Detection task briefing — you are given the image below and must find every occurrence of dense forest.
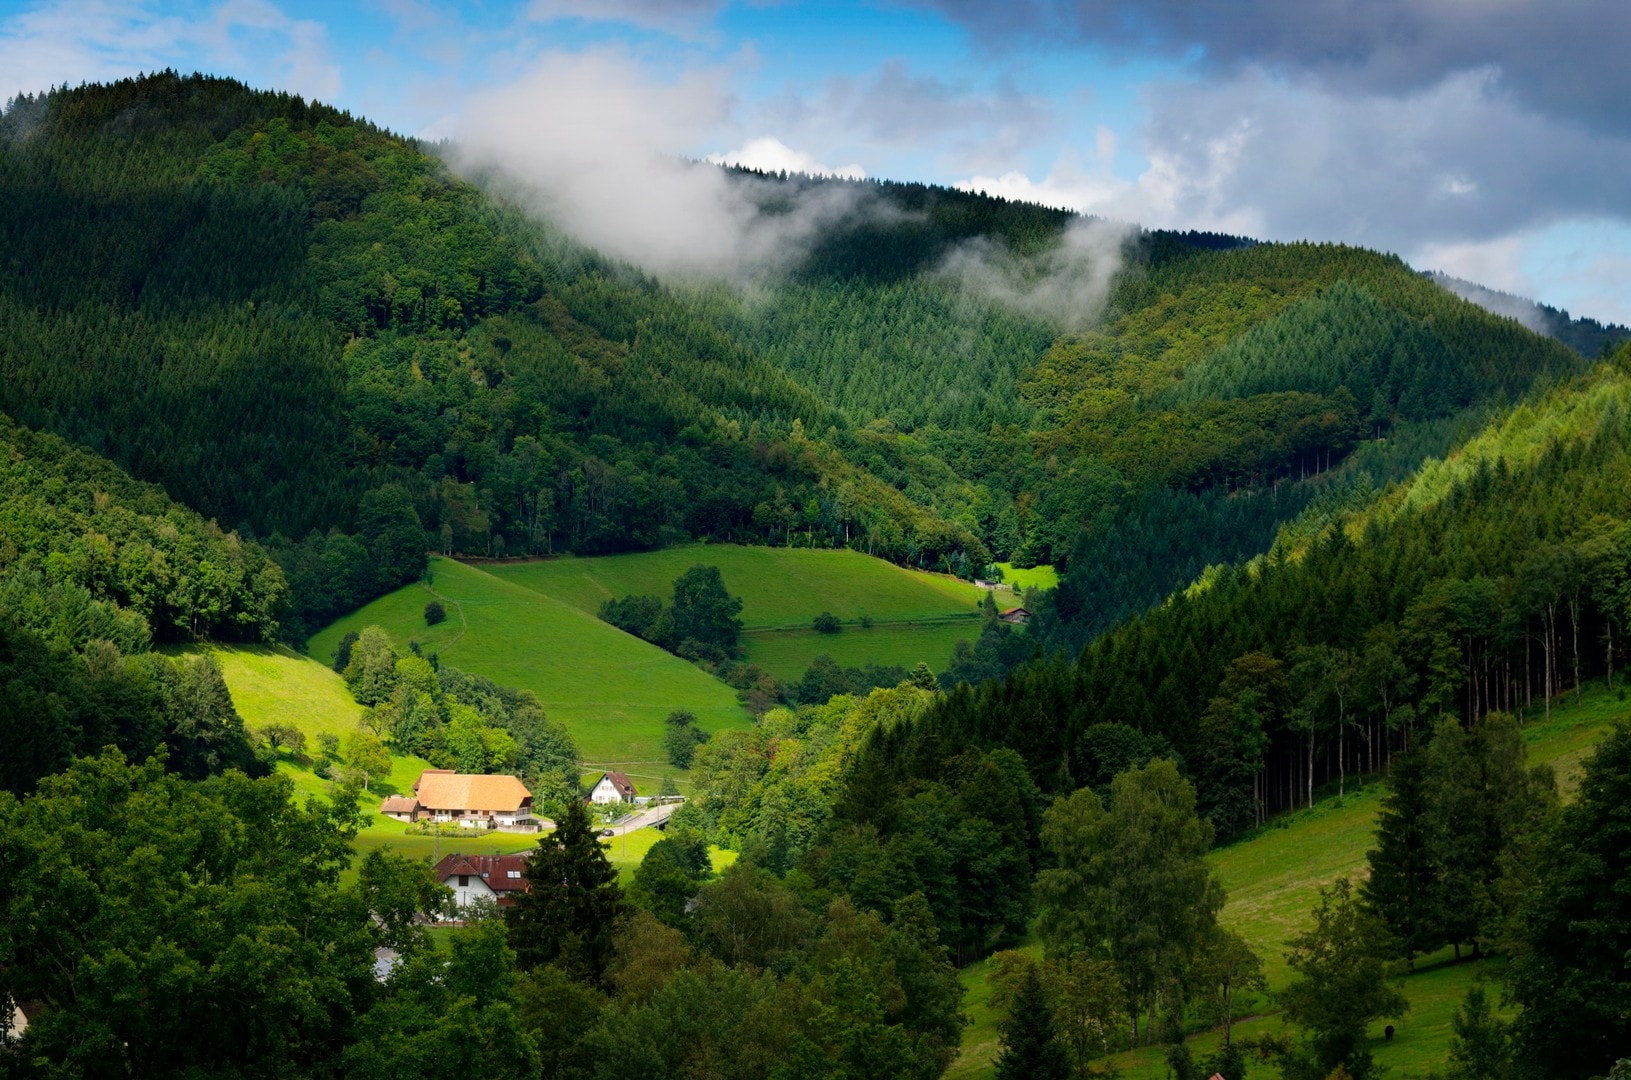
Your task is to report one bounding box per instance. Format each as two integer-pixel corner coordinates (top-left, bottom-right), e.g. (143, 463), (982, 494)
(4, 72), (1631, 1079)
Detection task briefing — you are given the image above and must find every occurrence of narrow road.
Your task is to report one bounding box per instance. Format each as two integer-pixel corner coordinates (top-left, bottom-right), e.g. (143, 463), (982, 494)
(600, 801), (682, 836)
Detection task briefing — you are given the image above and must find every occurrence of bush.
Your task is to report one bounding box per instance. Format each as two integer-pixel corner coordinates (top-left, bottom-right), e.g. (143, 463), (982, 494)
(812, 611), (841, 634)
(424, 600), (446, 626)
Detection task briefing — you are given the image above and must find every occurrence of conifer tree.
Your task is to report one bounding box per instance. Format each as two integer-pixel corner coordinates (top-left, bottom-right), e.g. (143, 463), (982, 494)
(993, 965), (1071, 1080)
(505, 799), (625, 984)
(1361, 749), (1441, 967)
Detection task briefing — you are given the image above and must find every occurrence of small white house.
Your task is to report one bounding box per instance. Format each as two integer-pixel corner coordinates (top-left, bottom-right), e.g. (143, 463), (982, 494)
(432, 854), (529, 916)
(590, 771), (636, 805)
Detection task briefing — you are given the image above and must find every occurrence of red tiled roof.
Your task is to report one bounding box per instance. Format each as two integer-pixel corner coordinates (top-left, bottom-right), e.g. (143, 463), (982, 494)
(433, 853), (530, 893)
(601, 771), (636, 798)
(378, 796), (419, 814)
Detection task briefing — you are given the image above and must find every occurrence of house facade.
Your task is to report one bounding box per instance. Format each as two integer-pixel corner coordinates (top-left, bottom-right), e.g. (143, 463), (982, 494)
(432, 853), (529, 914)
(589, 771), (636, 805)
(376, 770), (537, 830)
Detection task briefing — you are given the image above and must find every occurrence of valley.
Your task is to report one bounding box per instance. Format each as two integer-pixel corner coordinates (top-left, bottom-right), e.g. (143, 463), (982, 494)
(3, 67), (1630, 1080)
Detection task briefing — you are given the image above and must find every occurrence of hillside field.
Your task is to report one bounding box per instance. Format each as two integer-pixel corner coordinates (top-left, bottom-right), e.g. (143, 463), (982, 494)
(306, 557), (752, 770)
(948, 687), (1629, 1079)
(483, 544), (987, 682)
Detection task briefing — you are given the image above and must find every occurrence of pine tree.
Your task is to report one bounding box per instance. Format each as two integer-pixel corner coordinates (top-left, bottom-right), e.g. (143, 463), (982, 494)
(994, 965), (1071, 1080)
(505, 799), (625, 984)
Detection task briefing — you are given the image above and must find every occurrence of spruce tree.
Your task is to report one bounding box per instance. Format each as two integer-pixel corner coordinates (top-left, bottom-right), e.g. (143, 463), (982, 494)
(993, 965), (1071, 1080)
(505, 799), (625, 984)
(1361, 749), (1441, 967)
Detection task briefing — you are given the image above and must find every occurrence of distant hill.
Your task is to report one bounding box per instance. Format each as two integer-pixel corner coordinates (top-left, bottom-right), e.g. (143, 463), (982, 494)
(1426, 270), (1631, 358)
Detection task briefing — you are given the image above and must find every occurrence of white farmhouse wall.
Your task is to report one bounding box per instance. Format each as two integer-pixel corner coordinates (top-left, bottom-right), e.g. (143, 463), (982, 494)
(446, 872), (496, 910)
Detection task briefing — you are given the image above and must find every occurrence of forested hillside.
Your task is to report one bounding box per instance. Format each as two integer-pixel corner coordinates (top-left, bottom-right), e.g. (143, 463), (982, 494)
(844, 345), (1631, 841)
(0, 414), (276, 792)
(0, 72), (1602, 647)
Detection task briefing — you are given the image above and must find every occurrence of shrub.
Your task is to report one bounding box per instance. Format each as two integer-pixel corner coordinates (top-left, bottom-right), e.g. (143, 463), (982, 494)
(424, 600), (446, 626)
(812, 611), (841, 634)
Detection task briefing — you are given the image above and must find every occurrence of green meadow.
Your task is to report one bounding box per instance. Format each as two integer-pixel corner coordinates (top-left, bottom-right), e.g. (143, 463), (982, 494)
(992, 562), (1058, 593)
(949, 686), (1630, 1079)
(484, 543), (987, 682)
(306, 557), (751, 769)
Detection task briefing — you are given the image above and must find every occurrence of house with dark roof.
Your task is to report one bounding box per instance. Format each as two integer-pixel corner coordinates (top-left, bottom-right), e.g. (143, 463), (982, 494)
(998, 606), (1032, 625)
(589, 771), (636, 805)
(432, 853), (530, 914)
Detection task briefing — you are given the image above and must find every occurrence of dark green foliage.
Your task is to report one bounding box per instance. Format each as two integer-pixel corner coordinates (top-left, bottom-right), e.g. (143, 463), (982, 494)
(1508, 722), (1631, 1079)
(663, 708), (709, 769)
(344, 921), (540, 1080)
(0, 750), (390, 1076)
(809, 745), (1041, 962)
(505, 799), (625, 983)
(1361, 749), (1440, 964)
(331, 629), (359, 672)
(993, 966), (1071, 1080)
(598, 593), (668, 644)
(671, 564), (744, 654)
(790, 655), (910, 706)
(812, 610), (841, 634)
(423, 600), (445, 625)
(1036, 761), (1224, 1045)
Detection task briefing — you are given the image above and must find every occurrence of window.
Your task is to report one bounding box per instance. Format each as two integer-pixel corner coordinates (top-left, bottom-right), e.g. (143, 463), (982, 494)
(508, 870), (521, 878)
(458, 875), (469, 887)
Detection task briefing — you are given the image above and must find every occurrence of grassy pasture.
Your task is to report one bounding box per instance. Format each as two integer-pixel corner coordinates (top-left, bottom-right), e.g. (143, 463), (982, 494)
(484, 543), (987, 682)
(484, 544), (985, 628)
(992, 562), (1058, 593)
(740, 621), (980, 684)
(306, 557), (751, 768)
(949, 686), (1629, 1079)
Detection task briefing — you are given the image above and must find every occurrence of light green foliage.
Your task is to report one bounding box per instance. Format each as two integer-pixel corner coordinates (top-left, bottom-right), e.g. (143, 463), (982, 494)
(681, 686), (936, 870)
(344, 626), (399, 705)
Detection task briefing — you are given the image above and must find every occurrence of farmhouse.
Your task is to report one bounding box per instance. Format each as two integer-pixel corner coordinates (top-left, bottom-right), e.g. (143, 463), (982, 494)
(432, 853), (529, 913)
(998, 606), (1032, 625)
(382, 769), (537, 830)
(590, 771), (636, 805)
(377, 795), (419, 823)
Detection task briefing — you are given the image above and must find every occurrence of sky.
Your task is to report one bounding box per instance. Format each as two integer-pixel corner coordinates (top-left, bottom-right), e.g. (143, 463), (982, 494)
(3, 0), (1629, 325)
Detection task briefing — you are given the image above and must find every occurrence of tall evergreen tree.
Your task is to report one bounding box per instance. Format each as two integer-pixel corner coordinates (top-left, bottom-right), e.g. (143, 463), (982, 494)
(993, 965), (1071, 1080)
(1361, 749), (1441, 967)
(1509, 722), (1631, 1079)
(505, 799), (625, 984)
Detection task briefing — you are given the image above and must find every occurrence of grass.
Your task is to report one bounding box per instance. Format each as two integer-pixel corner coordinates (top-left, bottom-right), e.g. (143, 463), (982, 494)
(948, 684), (1630, 1079)
(740, 621), (981, 684)
(306, 557), (752, 769)
(483, 544), (988, 685)
(992, 562), (1058, 593)
(484, 544), (985, 628)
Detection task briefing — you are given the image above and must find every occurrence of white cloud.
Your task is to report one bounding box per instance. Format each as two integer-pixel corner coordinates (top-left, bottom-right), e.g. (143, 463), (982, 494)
(451, 47), (875, 279)
(705, 136), (865, 180)
(938, 216), (1136, 331)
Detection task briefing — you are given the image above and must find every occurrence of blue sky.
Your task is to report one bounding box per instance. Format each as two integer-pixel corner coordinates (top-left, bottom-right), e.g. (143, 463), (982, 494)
(4, 0), (1630, 325)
